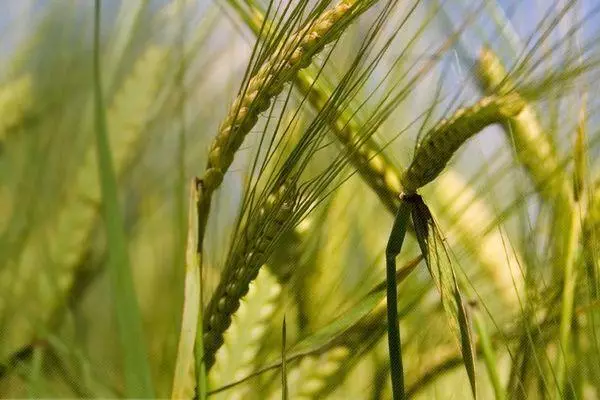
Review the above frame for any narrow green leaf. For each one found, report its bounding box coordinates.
[411,195,477,399]
[92,1,154,397]
[472,305,504,400]
[172,180,205,400]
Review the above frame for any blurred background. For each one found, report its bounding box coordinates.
[0,0,599,398]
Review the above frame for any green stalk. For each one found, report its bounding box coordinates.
[472,308,504,399]
[92,1,154,397]
[384,198,413,400]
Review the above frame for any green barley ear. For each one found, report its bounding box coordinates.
[199,0,364,195]
[209,267,282,399]
[0,76,34,147]
[228,0,406,216]
[202,183,298,370]
[401,93,525,193]
[0,46,167,364]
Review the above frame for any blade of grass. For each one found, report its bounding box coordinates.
[282,316,288,400]
[92,1,154,397]
[472,304,504,400]
[172,180,206,400]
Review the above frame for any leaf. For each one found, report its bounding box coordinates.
[92,2,154,397]
[411,195,477,399]
[171,181,204,400]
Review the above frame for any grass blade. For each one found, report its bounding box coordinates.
[472,305,504,400]
[92,1,154,397]
[172,180,205,400]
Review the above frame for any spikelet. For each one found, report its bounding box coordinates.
[431,170,524,308]
[0,75,33,145]
[203,183,297,369]
[210,268,282,400]
[199,0,358,193]
[0,46,167,363]
[401,93,525,193]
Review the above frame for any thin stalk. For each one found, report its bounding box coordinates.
[472,307,505,400]
[92,1,154,397]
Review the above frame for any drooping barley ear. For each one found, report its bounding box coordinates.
[210,267,281,399]
[0,47,167,363]
[401,93,525,194]
[199,0,361,195]
[0,75,34,146]
[202,183,298,370]
[432,170,524,308]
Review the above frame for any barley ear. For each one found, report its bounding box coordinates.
[202,183,297,370]
[401,94,525,193]
[199,0,359,196]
